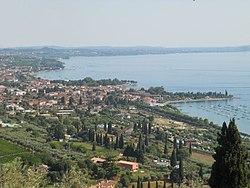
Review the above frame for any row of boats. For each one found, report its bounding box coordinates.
[191,104,250,121]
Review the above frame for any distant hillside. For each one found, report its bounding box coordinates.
[1,45,250,58]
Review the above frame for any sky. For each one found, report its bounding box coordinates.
[0,0,250,48]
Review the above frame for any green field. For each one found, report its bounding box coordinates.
[0,139,40,164]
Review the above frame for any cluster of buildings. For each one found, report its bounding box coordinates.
[0,65,147,118]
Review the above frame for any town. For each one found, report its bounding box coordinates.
[0,50,249,188]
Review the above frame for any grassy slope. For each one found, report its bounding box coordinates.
[0,139,41,164]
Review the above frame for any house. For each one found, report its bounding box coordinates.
[184,139,197,147]
[91,157,106,164]
[143,97,157,106]
[117,160,139,171]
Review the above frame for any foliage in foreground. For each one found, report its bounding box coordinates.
[209,119,250,188]
[0,158,88,188]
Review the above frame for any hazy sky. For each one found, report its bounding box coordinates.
[1,0,250,48]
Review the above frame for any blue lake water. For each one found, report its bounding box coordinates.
[38,52,250,134]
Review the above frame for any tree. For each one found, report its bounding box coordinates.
[189,143,192,155]
[123,144,135,158]
[170,149,177,167]
[148,122,152,134]
[145,135,149,146]
[209,119,249,188]
[147,180,151,188]
[119,134,124,149]
[137,177,141,188]
[163,179,167,188]
[108,122,112,134]
[61,96,66,105]
[179,139,183,149]
[92,141,96,151]
[0,158,47,188]
[155,181,159,188]
[69,96,74,106]
[88,129,92,142]
[198,165,203,180]
[57,165,88,188]
[104,122,107,131]
[79,96,83,105]
[55,123,65,140]
[179,157,184,183]
[170,168,180,184]
[73,120,81,133]
[136,149,144,163]
[164,143,168,158]
[120,174,131,187]
[102,161,119,179]
[137,134,143,151]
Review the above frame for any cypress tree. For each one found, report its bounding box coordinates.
[104,122,107,131]
[69,96,74,106]
[163,179,166,188]
[189,143,192,155]
[198,165,203,180]
[79,96,83,105]
[142,143,145,153]
[137,177,141,188]
[96,133,99,144]
[119,134,124,149]
[148,123,152,134]
[141,182,143,188]
[179,139,183,149]
[209,119,249,188]
[137,134,143,150]
[88,129,91,141]
[145,135,149,146]
[92,141,96,151]
[164,143,168,158]
[155,181,159,188]
[179,157,184,183]
[61,96,66,105]
[108,122,112,134]
[143,123,148,134]
[136,149,144,163]
[170,149,177,167]
[92,130,95,142]
[147,180,150,188]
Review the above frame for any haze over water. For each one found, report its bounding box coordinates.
[38,52,250,134]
